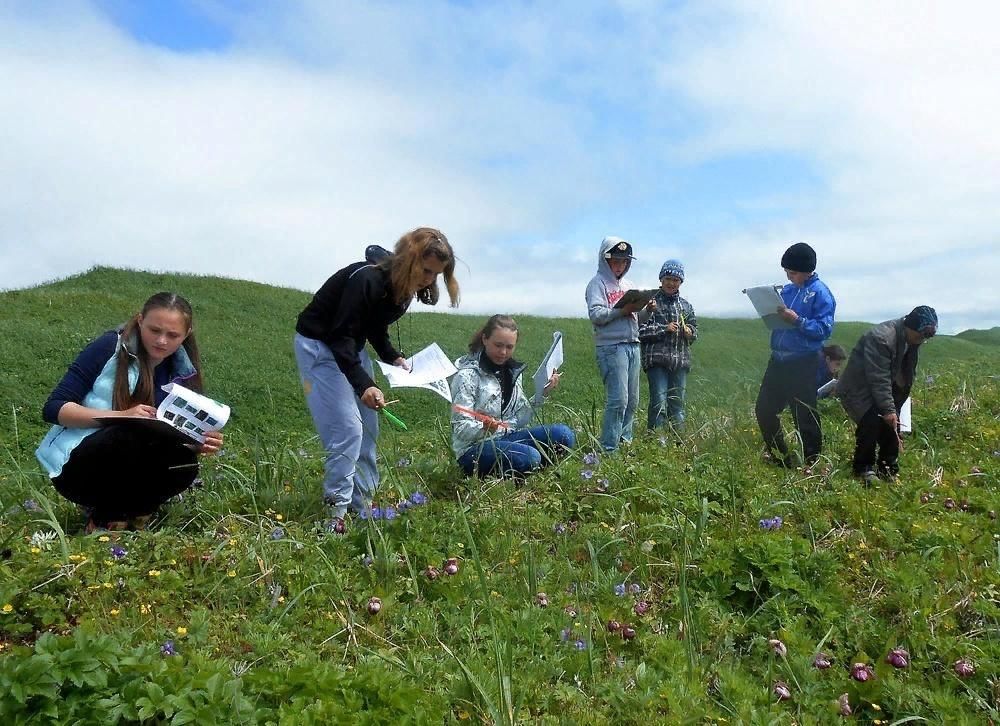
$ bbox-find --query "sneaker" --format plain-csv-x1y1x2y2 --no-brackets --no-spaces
857,469,877,487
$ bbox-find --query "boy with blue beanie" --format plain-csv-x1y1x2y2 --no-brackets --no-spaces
755,242,836,468
637,259,697,433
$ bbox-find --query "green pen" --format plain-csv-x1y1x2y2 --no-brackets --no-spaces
380,407,408,431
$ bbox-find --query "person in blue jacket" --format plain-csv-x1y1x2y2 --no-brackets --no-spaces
754,243,836,468
36,292,224,533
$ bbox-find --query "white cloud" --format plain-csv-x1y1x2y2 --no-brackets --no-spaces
654,1,1000,331
1,1,997,335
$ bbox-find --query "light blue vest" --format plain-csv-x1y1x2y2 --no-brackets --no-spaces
35,333,195,478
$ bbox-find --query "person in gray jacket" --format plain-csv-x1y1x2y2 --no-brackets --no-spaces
838,305,938,481
450,315,575,478
585,236,654,451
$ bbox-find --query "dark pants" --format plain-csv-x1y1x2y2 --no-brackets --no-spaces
52,425,199,524
755,355,822,464
852,406,900,475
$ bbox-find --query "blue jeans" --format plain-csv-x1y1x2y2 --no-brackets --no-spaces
294,334,379,517
457,424,576,477
595,343,639,451
646,366,688,431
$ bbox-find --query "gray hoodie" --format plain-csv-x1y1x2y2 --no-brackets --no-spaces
585,236,639,346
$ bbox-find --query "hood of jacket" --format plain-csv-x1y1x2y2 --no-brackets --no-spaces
597,236,633,281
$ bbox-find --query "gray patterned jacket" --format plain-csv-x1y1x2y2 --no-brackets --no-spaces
449,352,541,458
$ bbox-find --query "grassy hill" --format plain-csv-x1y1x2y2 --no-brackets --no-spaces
1,267,998,722
956,327,1000,347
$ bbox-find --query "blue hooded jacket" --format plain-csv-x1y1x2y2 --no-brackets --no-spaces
769,273,836,361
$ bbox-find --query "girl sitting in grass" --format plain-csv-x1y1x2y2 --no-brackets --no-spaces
36,292,223,533
450,315,576,478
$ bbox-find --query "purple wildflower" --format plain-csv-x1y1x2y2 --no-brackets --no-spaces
759,516,783,531
370,506,383,520
583,452,599,467
614,583,626,597
580,469,594,480
384,506,397,521
837,693,852,716
110,545,128,560
953,658,975,678
633,601,650,616
269,527,285,540
409,492,427,506
553,523,567,535
358,509,370,520
559,628,572,642
22,499,42,513
628,582,642,595
362,555,373,567
773,681,791,701
535,592,549,607
596,478,610,492
850,662,874,682
397,499,411,511
160,640,177,656
574,639,587,651
886,647,909,669
397,456,411,467
812,652,832,669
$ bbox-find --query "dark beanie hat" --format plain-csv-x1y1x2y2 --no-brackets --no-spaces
904,305,938,337
780,242,817,273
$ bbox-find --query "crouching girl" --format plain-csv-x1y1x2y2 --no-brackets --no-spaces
36,292,223,532
450,315,575,478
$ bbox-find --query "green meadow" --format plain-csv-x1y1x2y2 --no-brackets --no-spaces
1,267,998,723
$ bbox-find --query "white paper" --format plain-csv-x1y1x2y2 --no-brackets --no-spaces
744,285,794,330
375,342,457,402
533,331,564,406
817,378,837,398
156,382,230,443
899,397,912,432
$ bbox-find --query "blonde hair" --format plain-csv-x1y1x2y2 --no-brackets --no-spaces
380,227,460,306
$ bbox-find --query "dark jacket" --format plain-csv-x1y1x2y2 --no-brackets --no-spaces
837,318,919,423
770,274,836,361
296,262,408,396
637,291,698,371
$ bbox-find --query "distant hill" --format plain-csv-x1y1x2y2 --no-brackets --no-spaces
3,266,997,449
955,327,1000,347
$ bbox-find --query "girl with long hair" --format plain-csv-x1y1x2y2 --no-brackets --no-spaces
36,292,223,532
294,227,459,527
450,315,575,478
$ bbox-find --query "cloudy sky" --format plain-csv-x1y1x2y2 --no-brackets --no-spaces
3,0,998,333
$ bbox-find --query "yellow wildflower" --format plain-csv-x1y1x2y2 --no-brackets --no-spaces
30,547,41,554
2,603,13,614
276,514,284,521
148,570,161,577
98,535,110,542
228,570,237,578
110,609,120,616
177,627,188,636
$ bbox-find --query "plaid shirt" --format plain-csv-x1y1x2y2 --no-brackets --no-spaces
638,291,697,371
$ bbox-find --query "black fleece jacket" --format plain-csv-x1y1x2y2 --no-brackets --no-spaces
296,262,409,395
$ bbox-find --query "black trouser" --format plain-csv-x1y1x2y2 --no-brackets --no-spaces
52,425,199,524
852,406,900,475
755,355,821,464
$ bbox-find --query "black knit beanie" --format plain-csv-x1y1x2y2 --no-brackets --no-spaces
780,242,817,273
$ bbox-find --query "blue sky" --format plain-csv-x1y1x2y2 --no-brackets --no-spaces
2,1,998,333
